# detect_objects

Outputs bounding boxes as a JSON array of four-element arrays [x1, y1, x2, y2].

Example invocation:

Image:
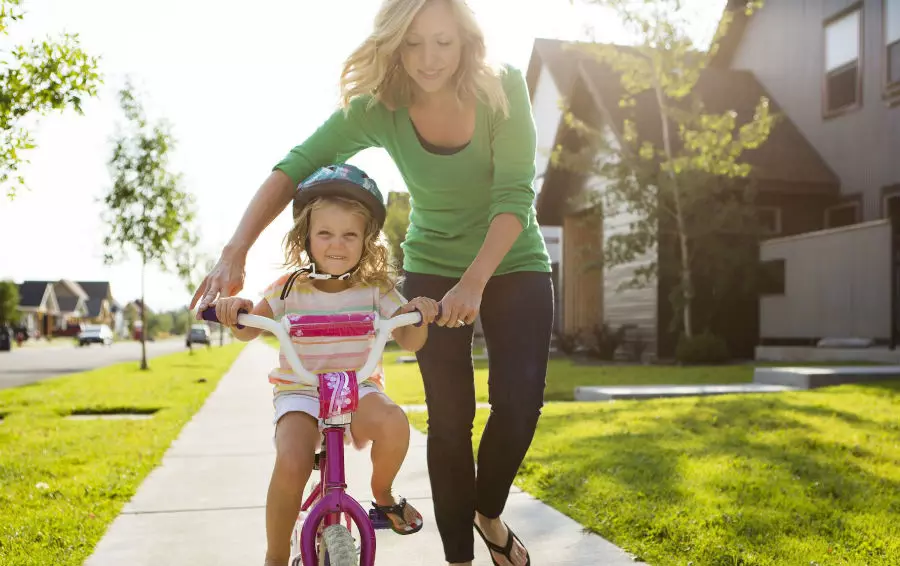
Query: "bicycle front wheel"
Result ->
[[320, 524, 358, 566]]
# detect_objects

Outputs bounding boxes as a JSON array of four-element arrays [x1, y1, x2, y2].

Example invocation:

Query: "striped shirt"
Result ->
[[263, 273, 407, 398]]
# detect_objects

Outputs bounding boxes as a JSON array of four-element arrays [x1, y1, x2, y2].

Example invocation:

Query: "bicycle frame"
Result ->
[[201, 305, 423, 566]]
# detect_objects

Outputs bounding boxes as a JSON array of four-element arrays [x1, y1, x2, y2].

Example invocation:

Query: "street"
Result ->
[[0, 338, 230, 390]]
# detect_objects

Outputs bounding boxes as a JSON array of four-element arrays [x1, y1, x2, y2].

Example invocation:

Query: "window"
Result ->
[[756, 206, 782, 235], [824, 6, 862, 115], [759, 259, 785, 296], [825, 202, 859, 228], [886, 0, 900, 98]]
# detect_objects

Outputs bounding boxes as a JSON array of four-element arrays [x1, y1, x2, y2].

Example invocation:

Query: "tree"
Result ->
[[0, 280, 19, 326], [1, 0, 102, 199], [554, 0, 774, 339], [383, 191, 410, 271], [101, 82, 197, 369], [174, 241, 214, 353]]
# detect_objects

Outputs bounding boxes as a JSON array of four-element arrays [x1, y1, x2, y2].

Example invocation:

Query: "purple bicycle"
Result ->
[[201, 306, 426, 566]]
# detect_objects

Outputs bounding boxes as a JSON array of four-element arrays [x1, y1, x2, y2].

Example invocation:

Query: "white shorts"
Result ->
[[272, 383, 383, 427]]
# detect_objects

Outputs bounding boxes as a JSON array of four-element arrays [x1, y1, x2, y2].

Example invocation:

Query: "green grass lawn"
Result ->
[[0, 343, 246, 566], [408, 382, 900, 565], [383, 352, 765, 405]]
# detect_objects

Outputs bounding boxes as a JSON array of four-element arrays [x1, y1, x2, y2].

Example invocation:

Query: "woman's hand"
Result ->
[[213, 297, 254, 328], [191, 253, 247, 316], [396, 296, 441, 325], [438, 278, 484, 328]]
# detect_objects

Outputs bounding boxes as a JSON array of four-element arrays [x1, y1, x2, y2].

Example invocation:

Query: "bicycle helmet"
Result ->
[[292, 163, 386, 229], [288, 163, 387, 282]]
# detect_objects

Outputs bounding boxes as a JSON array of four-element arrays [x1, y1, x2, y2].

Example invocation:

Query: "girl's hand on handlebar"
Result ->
[[214, 297, 254, 328], [397, 296, 440, 325]]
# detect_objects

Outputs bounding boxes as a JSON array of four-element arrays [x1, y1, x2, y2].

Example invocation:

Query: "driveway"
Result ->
[[0, 338, 229, 390]]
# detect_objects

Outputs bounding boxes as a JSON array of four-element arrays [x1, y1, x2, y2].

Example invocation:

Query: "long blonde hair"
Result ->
[[283, 196, 395, 290], [340, 0, 509, 118]]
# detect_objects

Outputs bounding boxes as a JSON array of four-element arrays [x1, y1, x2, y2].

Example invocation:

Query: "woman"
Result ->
[[192, 1, 552, 564]]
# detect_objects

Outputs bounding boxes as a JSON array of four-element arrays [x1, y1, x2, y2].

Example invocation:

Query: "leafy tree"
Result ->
[[383, 191, 410, 271], [1, 0, 102, 199], [0, 280, 19, 325], [174, 242, 214, 352], [554, 0, 774, 339], [101, 82, 197, 369]]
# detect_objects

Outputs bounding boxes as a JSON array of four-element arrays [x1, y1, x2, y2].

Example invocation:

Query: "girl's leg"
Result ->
[[350, 391, 422, 531], [474, 271, 553, 566], [402, 272, 478, 564], [265, 411, 320, 566]]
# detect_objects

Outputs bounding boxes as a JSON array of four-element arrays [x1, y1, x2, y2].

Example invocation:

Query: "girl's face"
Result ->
[[308, 202, 367, 275], [400, 0, 462, 96]]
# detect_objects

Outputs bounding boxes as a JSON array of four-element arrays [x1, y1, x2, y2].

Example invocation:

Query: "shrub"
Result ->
[[676, 332, 730, 364]]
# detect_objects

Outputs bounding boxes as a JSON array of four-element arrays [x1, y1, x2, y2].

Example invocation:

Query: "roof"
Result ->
[[17, 281, 51, 308], [58, 296, 83, 313], [709, 0, 752, 69], [577, 55, 840, 187], [55, 279, 88, 299], [76, 281, 119, 316]]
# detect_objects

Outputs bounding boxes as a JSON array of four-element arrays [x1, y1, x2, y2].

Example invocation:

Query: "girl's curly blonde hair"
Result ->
[[283, 196, 396, 290], [340, 0, 509, 117]]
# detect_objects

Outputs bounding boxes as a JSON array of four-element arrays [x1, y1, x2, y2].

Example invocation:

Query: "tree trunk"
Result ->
[[652, 68, 694, 339], [186, 311, 193, 354], [140, 256, 148, 370]]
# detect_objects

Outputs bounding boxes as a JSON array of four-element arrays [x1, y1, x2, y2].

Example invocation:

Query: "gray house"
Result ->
[[527, 0, 900, 360], [713, 0, 900, 359]]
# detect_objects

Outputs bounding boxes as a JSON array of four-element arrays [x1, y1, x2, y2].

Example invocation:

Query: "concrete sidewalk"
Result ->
[[85, 342, 639, 565]]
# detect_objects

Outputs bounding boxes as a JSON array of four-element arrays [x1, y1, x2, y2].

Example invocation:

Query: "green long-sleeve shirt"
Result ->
[[273, 65, 550, 278]]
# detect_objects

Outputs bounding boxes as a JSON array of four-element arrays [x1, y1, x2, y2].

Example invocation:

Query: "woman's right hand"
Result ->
[[191, 254, 247, 317]]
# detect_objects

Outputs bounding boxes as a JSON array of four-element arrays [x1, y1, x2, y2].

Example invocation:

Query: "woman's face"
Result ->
[[400, 0, 462, 96]]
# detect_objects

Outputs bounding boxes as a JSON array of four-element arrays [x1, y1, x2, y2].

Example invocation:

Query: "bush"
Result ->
[[676, 332, 730, 364], [586, 323, 633, 361], [555, 331, 580, 355]]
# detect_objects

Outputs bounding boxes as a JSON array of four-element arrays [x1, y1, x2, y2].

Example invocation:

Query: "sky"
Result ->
[[0, 0, 725, 312]]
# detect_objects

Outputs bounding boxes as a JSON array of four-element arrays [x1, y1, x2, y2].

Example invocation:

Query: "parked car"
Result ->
[[78, 324, 113, 346], [187, 324, 211, 346]]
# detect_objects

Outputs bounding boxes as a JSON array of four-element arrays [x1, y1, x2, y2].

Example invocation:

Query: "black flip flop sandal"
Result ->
[[474, 521, 531, 566]]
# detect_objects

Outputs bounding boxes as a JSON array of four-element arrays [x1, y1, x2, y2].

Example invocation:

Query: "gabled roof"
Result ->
[[709, 0, 752, 69], [526, 38, 840, 223], [17, 281, 53, 309], [577, 55, 840, 187], [76, 281, 119, 317], [55, 279, 89, 299]]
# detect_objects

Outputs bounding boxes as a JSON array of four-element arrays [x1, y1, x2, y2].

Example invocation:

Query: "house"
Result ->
[[527, 0, 900, 360], [710, 0, 900, 359], [77, 281, 125, 336], [14, 279, 124, 339], [525, 3, 875, 359], [16, 281, 61, 338], [50, 280, 90, 336]]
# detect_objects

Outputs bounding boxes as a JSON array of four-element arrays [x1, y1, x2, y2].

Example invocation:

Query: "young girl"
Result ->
[[211, 163, 440, 566]]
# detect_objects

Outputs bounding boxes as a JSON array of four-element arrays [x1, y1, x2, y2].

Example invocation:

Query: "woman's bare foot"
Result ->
[[474, 512, 529, 566]]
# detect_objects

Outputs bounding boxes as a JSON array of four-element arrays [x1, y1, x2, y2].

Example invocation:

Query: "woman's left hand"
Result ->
[[438, 278, 484, 328]]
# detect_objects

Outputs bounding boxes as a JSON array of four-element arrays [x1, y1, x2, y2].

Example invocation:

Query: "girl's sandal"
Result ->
[[474, 521, 532, 566], [370, 497, 424, 535]]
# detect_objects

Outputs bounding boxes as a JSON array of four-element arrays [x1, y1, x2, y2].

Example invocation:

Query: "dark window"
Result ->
[[825, 8, 861, 114], [890, 40, 900, 84], [757, 207, 782, 235], [759, 259, 786, 296], [825, 204, 858, 228], [887, 0, 900, 88], [827, 64, 859, 110]]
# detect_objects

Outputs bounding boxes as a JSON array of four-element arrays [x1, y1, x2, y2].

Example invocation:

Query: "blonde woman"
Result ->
[[192, 1, 551, 565]]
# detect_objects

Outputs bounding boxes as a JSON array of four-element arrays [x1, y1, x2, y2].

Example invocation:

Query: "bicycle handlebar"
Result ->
[[200, 307, 424, 386]]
